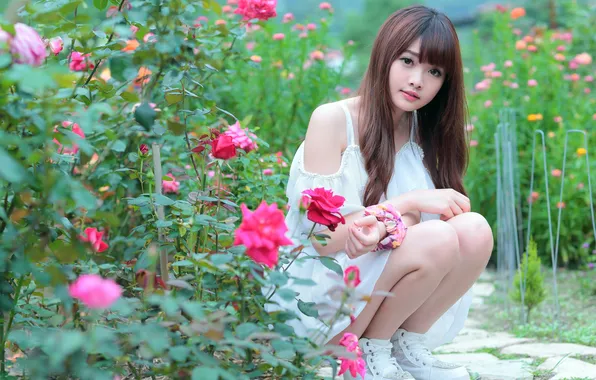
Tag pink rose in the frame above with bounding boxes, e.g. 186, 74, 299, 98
234, 0, 277, 22
69, 274, 122, 309
338, 333, 366, 378
233, 201, 293, 268
282, 13, 294, 23
344, 266, 361, 287
211, 134, 237, 160
48, 36, 63, 56
301, 188, 346, 231
162, 173, 180, 194
263, 168, 274, 176
310, 50, 324, 61
10, 23, 47, 66
69, 51, 94, 72
79, 227, 109, 253
223, 121, 258, 152
53, 121, 85, 155
319, 2, 332, 10
272, 33, 285, 40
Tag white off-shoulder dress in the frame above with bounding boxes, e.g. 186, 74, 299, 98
266, 102, 473, 349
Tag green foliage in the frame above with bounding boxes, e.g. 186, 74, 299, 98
465, 3, 596, 266
0, 0, 354, 377
510, 239, 546, 319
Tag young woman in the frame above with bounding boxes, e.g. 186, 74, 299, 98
268, 5, 493, 380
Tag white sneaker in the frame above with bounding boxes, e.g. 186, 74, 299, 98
391, 329, 470, 380
344, 338, 414, 380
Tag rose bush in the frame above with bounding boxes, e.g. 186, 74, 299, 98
0, 0, 358, 378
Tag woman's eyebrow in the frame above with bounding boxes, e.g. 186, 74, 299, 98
404, 49, 420, 56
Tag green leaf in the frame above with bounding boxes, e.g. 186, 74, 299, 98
167, 119, 185, 135
120, 91, 140, 102
297, 299, 319, 318
111, 140, 126, 153
192, 367, 220, 380
154, 194, 174, 206
134, 102, 157, 130
235, 322, 260, 339
93, 0, 108, 9
268, 271, 288, 286
277, 288, 297, 302
49, 240, 79, 263
172, 260, 193, 267
319, 256, 343, 276
169, 346, 191, 362
164, 90, 183, 105
156, 220, 172, 228
0, 148, 26, 183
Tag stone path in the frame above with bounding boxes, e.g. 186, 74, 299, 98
318, 270, 596, 379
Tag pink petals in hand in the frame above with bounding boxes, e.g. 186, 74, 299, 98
69, 274, 122, 309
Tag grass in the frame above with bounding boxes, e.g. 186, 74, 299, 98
473, 268, 596, 347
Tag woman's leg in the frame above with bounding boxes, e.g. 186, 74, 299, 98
400, 212, 493, 333
328, 219, 460, 344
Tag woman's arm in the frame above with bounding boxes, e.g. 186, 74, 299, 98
312, 196, 417, 256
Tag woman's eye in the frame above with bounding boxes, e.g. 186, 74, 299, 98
401, 57, 413, 65
430, 69, 442, 77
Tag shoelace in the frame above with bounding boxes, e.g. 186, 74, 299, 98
403, 338, 434, 366
369, 342, 404, 376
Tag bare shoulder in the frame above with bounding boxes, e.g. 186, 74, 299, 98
303, 100, 351, 175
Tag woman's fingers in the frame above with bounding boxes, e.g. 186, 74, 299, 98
353, 215, 378, 228
351, 225, 377, 247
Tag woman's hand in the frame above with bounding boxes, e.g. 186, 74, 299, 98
405, 189, 471, 221
344, 215, 385, 259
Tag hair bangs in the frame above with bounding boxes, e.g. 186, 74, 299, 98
418, 19, 458, 77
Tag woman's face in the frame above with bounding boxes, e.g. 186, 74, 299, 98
388, 38, 446, 112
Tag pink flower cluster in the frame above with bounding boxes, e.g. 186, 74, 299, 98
53, 121, 86, 155
69, 51, 94, 72
162, 173, 180, 194
0, 23, 47, 66
234, 0, 277, 22
338, 333, 366, 378
233, 201, 293, 268
224, 121, 258, 152
69, 274, 122, 309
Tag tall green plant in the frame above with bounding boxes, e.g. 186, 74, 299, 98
510, 239, 546, 320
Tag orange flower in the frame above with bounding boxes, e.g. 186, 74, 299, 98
515, 40, 527, 50
523, 35, 533, 43
510, 7, 526, 20
134, 67, 152, 86
121, 39, 139, 52
577, 148, 587, 156
527, 114, 543, 121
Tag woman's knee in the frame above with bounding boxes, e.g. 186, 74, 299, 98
451, 212, 494, 260
410, 220, 460, 271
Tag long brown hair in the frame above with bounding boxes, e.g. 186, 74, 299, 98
358, 5, 469, 206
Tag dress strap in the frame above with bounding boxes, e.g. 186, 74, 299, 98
339, 102, 355, 146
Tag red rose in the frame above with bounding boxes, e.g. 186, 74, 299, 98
301, 187, 346, 231
211, 134, 237, 159
139, 143, 149, 156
